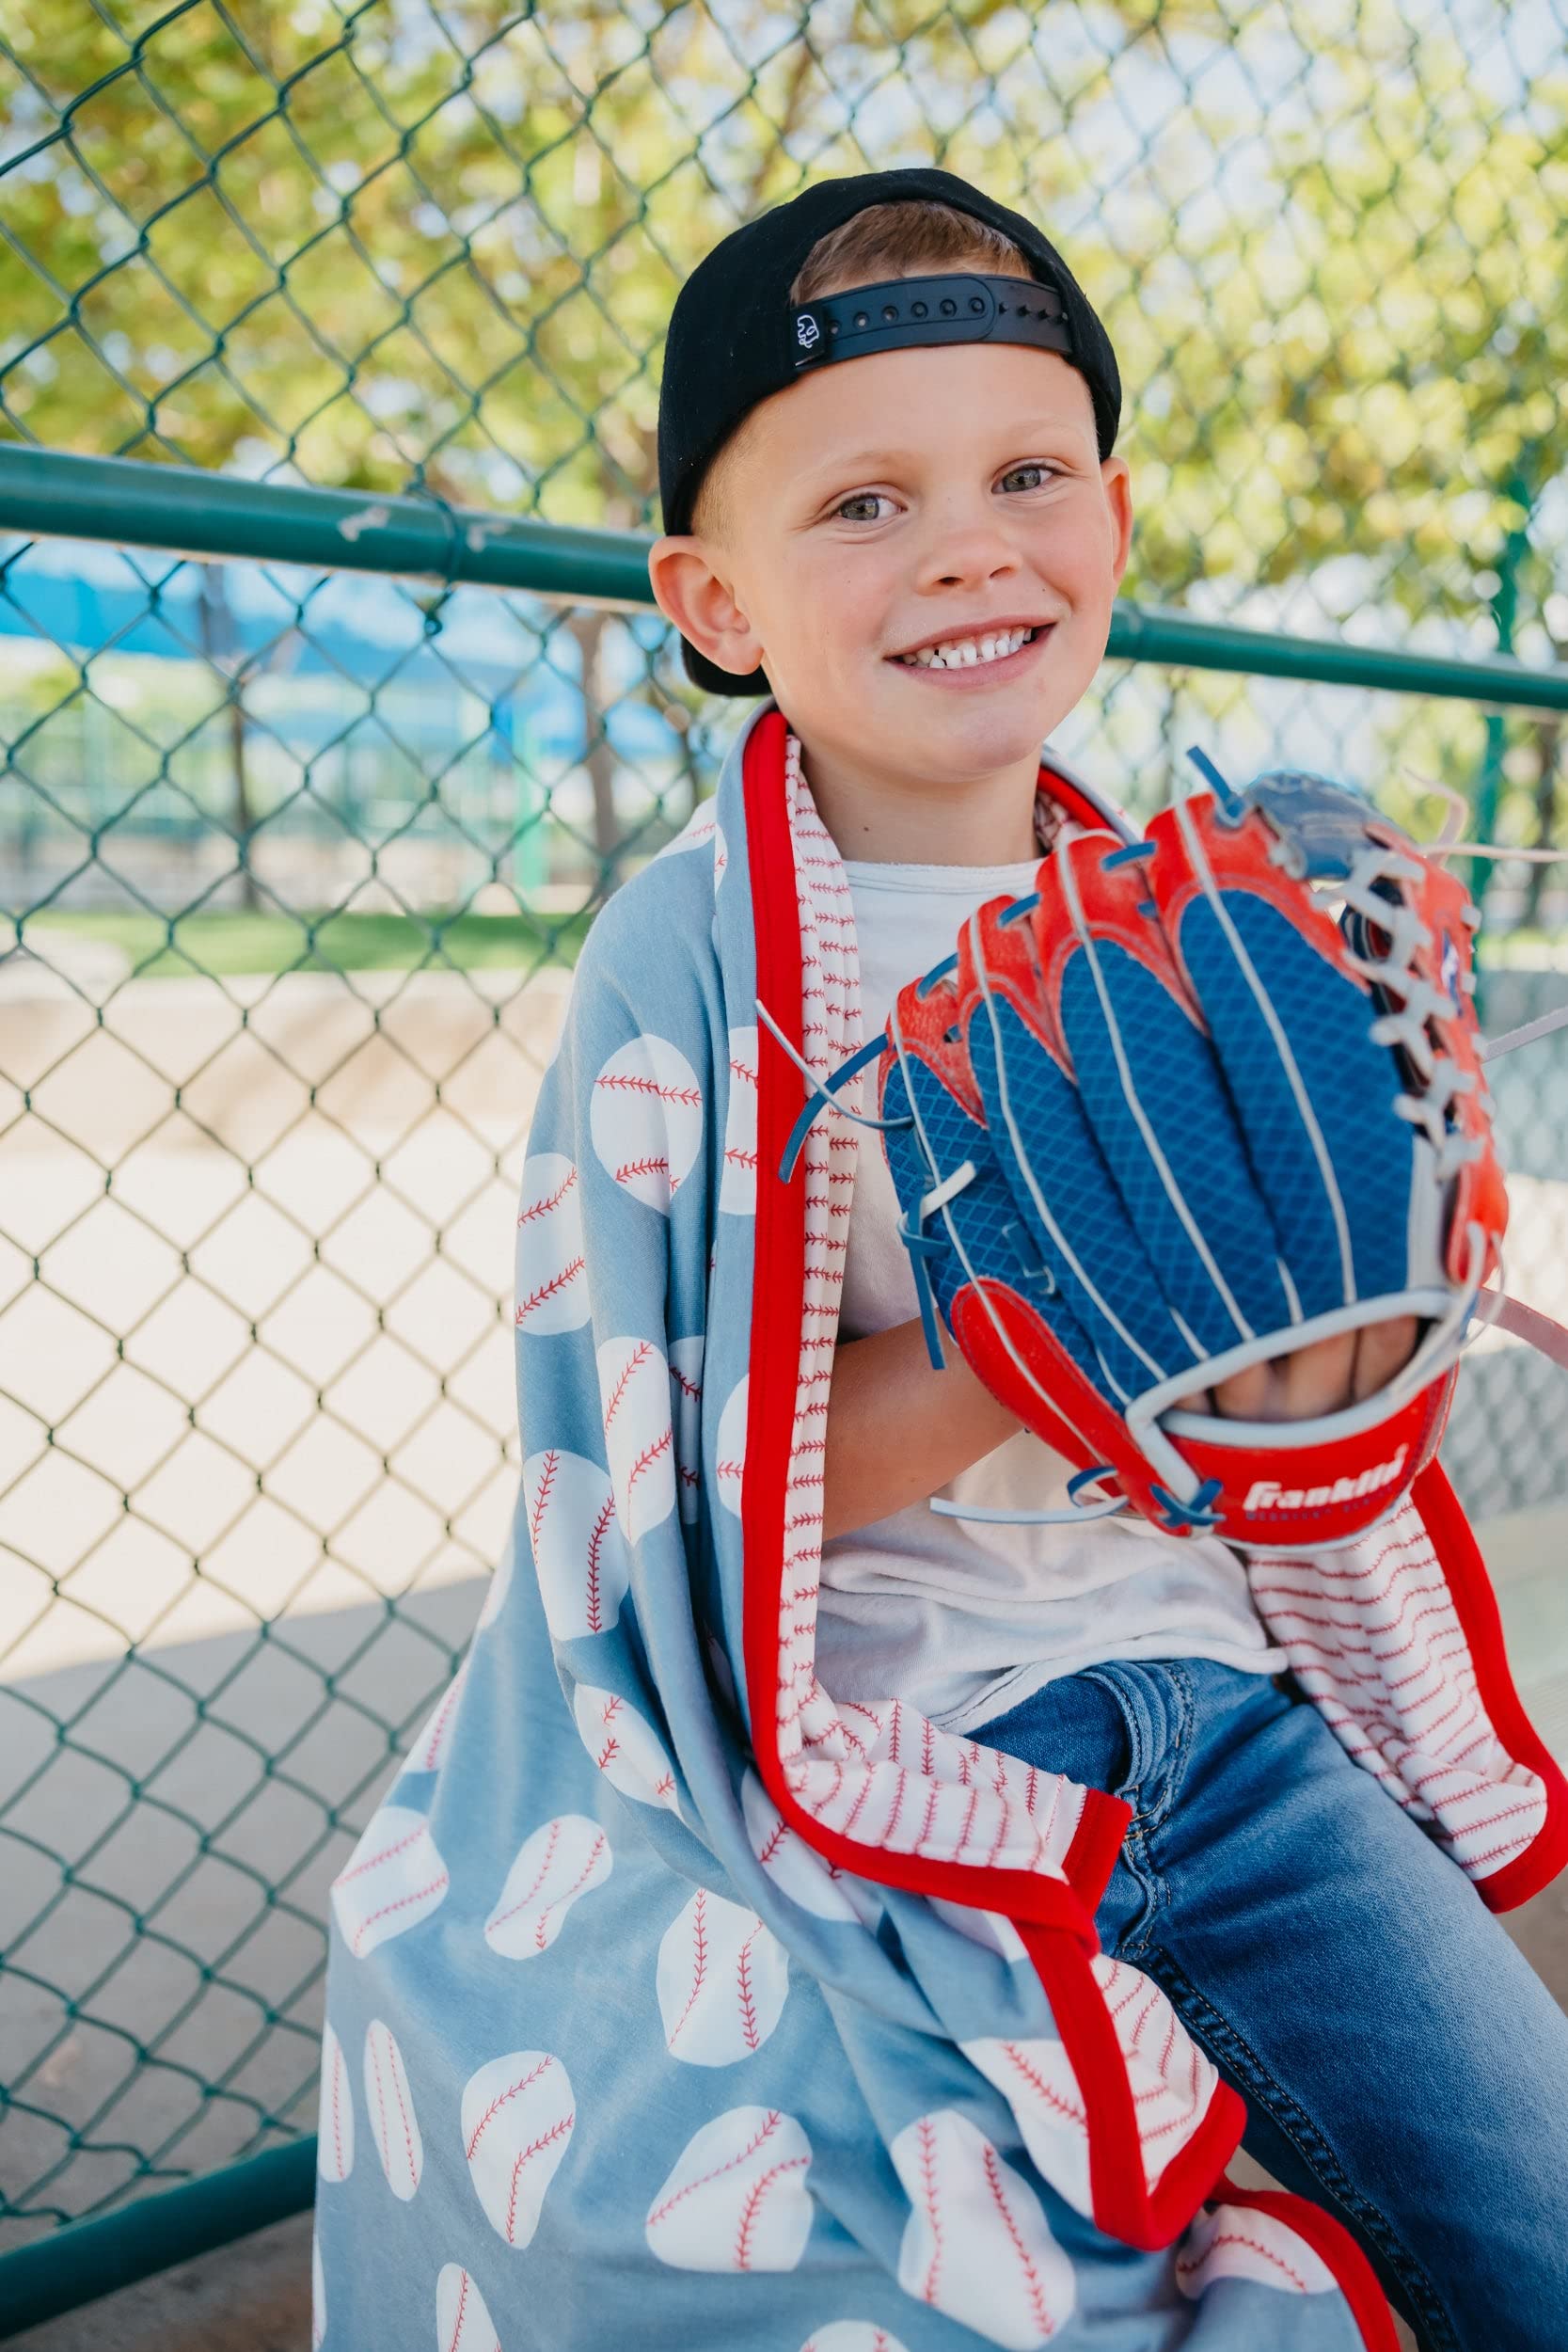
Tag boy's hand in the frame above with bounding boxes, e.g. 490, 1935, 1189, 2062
1181, 1317, 1418, 1422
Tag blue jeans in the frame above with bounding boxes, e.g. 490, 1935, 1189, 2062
973, 1656, 1568, 2352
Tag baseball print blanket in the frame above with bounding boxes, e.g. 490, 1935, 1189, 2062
311, 700, 1565, 2352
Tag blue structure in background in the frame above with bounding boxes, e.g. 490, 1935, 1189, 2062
0, 535, 687, 766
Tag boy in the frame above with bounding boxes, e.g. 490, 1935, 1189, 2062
311, 167, 1567, 2352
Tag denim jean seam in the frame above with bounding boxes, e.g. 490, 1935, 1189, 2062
1146, 1949, 1464, 2352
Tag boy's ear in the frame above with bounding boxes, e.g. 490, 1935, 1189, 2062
1102, 454, 1133, 589
646, 536, 766, 681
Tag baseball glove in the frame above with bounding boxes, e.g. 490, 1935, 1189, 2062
790, 757, 1507, 1553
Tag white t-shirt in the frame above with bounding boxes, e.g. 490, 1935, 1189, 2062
814, 856, 1289, 1736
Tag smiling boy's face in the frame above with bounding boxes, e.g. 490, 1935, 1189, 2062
648, 314, 1133, 859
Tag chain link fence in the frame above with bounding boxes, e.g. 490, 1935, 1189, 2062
3, 0, 1568, 2293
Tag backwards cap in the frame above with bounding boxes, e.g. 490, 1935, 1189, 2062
656, 164, 1122, 697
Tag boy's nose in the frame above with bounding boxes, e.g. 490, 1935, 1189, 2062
920, 529, 1026, 587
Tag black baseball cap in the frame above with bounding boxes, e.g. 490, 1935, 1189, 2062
656, 165, 1122, 698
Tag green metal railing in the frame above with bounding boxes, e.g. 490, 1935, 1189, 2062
4, 0, 1568, 2331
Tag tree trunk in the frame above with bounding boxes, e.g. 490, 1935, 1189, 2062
197, 563, 260, 911
1525, 712, 1562, 928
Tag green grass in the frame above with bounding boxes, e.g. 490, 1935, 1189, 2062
18, 904, 1564, 983
18, 906, 594, 979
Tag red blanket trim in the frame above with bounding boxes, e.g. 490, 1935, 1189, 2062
1018, 1920, 1249, 2249
1210, 2179, 1402, 2352
742, 708, 1211, 2253
742, 706, 1110, 1934
1413, 1460, 1568, 1911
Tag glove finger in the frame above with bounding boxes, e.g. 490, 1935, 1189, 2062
1043, 829, 1298, 1360
958, 882, 1199, 1403
1146, 784, 1418, 1321
881, 967, 1115, 1436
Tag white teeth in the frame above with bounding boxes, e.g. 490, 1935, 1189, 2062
900, 626, 1036, 670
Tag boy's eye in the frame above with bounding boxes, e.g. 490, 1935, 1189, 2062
832, 463, 1064, 523
834, 491, 894, 524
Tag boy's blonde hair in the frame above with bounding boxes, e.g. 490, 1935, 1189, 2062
689, 198, 1036, 548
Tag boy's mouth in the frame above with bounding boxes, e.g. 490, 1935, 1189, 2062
886, 623, 1053, 684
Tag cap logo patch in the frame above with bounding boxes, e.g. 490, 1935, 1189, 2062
795, 313, 820, 349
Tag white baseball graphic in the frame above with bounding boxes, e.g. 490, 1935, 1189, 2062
406, 1656, 468, 1777
644, 2106, 813, 2273
596, 1336, 676, 1543
514, 1152, 588, 1333
892, 2108, 1075, 2349
363, 2019, 423, 2202
462, 2050, 575, 2249
800, 2328, 911, 2352
670, 1336, 705, 1526
436, 2265, 502, 2352
316, 2017, 355, 2184
331, 1804, 450, 1958
962, 2036, 1089, 2218
656, 1886, 789, 2065
590, 1035, 703, 1214
573, 1683, 679, 1810
523, 1447, 629, 1639
311, 2232, 325, 2350
720, 1025, 759, 1216
657, 805, 727, 889
1175, 2201, 1337, 2299
716, 1375, 748, 1517
484, 1814, 612, 1960
741, 1772, 859, 1923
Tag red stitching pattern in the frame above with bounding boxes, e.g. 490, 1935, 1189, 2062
326, 2035, 347, 2176
1000, 2041, 1085, 2125
667, 1887, 709, 2049
736, 1927, 762, 2048
386, 2029, 418, 2188
585, 1493, 616, 1631
527, 1449, 560, 1552
603, 1342, 653, 1427
626, 1425, 673, 1512
594, 1073, 702, 1106
416, 1664, 467, 1769
1174, 2224, 1310, 2293
914, 2116, 943, 2303
488, 1829, 608, 1947
504, 2114, 574, 2245
487, 1817, 560, 1937
756, 1817, 788, 1867
516, 1164, 578, 1225
444, 2268, 468, 2352
982, 2140, 1053, 2334
615, 1155, 673, 1187
351, 1871, 449, 1954
734, 2154, 809, 2269
646, 2108, 788, 2231
516, 1259, 583, 1326
465, 2056, 555, 2162
369, 2029, 393, 2183
335, 1824, 425, 1889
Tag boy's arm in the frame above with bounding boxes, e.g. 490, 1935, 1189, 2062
820, 1316, 1418, 1545
821, 1318, 1022, 1544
